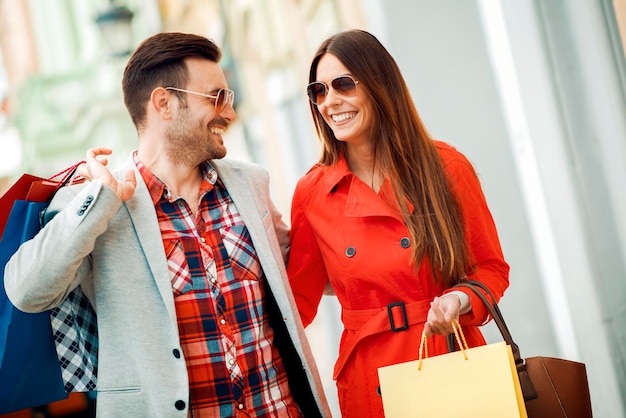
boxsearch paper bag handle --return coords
[48,160,85,191]
[453,281,538,400]
[418,319,468,371]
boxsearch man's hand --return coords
[78,147,136,202]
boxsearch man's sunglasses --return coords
[306,75,359,106]
[164,87,235,113]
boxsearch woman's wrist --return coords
[446,290,471,315]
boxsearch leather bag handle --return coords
[453,281,538,400]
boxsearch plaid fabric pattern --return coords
[138,157,300,417]
[50,285,98,392]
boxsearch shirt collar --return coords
[134,152,219,205]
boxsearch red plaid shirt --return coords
[136,156,301,417]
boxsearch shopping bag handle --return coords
[453,281,538,400]
[48,160,85,192]
[418,319,468,371]
[453,282,518,356]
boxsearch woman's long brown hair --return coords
[308,29,472,287]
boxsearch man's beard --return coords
[165,108,226,166]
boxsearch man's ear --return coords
[150,87,173,120]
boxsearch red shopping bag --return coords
[0,163,84,237]
[0,161,86,413]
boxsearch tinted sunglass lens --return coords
[215,90,225,112]
[332,76,357,95]
[307,83,327,105]
[216,89,235,112]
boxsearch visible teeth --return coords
[210,126,225,134]
[332,113,355,123]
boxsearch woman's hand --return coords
[423,294,462,338]
[78,147,136,202]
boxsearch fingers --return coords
[76,163,89,179]
[423,322,433,338]
[425,295,461,336]
[86,147,113,158]
[80,148,112,181]
[77,147,136,202]
[86,148,111,167]
[85,148,111,167]
[124,168,136,184]
[117,169,137,202]
[426,297,449,336]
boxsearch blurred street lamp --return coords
[95,1,135,57]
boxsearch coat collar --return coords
[319,154,414,220]
[321,154,352,193]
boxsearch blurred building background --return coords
[0,0,625,416]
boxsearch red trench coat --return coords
[287,141,510,418]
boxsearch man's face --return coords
[164,58,236,165]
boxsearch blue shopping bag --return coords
[0,199,68,413]
[0,162,98,414]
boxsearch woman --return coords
[287,29,510,417]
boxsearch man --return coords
[4,32,330,417]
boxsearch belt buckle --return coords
[387,302,408,332]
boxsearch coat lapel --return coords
[213,161,269,254]
[211,160,284,293]
[116,158,179,327]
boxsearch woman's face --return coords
[313,53,375,148]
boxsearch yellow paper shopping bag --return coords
[378,321,527,418]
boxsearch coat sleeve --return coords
[259,167,290,263]
[442,152,510,326]
[271,200,290,263]
[4,180,122,312]
[286,178,329,328]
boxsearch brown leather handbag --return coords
[453,281,593,418]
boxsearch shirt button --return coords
[229,359,235,365]
[172,349,181,359]
[200,237,206,243]
[345,246,356,258]
[220,318,226,325]
[174,400,186,410]
[210,277,217,284]
[400,237,411,248]
[238,403,244,410]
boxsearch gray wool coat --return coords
[4,155,331,417]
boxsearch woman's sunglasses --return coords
[306,75,359,106]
